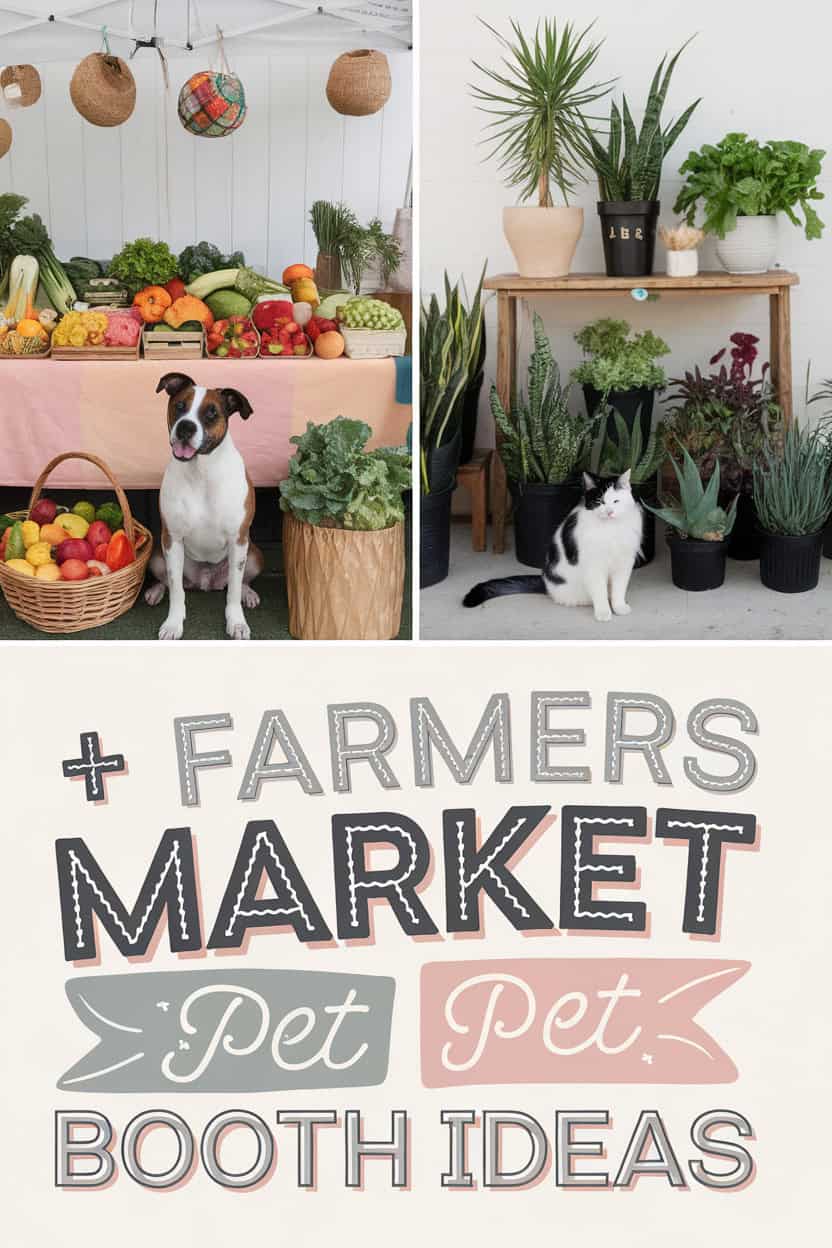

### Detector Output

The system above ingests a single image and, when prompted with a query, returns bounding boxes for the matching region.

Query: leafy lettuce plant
[108,237,179,296]
[572,318,670,392]
[279,417,411,531]
[674,133,825,239]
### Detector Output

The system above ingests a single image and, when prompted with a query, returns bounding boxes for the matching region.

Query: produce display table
[0,357,411,490]
[484,269,799,553]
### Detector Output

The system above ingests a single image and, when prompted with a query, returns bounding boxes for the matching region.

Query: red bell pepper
[105,530,135,572]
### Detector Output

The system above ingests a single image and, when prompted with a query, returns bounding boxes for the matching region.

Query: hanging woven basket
[178,70,246,138]
[326,49,391,117]
[70,53,136,127]
[1,64,42,108]
[0,119,11,160]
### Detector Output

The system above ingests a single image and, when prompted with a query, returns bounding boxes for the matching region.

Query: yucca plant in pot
[646,447,737,591]
[572,317,669,446]
[493,312,595,567]
[420,268,486,587]
[594,410,666,566]
[752,421,832,593]
[585,40,700,277]
[471,19,613,278]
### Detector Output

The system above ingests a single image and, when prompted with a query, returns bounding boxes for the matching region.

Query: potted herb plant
[674,133,825,274]
[661,332,783,559]
[585,42,700,277]
[420,268,486,586]
[279,417,411,639]
[752,422,832,594]
[572,318,669,447]
[594,411,665,566]
[647,448,737,591]
[471,19,613,278]
[493,313,594,568]
[309,199,359,290]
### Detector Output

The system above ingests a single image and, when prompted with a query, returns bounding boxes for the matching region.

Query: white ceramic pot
[716,215,778,275]
[666,249,699,277]
[503,205,584,278]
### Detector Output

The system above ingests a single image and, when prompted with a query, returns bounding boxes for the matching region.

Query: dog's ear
[157,373,194,398]
[221,388,253,421]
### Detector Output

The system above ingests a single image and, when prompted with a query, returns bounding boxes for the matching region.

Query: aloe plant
[597,410,665,484]
[420,266,486,493]
[752,421,832,536]
[646,447,737,540]
[471,19,614,207]
[492,313,594,485]
[585,40,700,202]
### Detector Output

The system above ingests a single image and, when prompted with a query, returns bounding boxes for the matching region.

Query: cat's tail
[463,575,546,607]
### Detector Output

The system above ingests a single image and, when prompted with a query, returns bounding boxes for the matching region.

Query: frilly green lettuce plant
[572,318,670,393]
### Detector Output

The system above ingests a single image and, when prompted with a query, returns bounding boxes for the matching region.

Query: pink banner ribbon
[420,959,749,1087]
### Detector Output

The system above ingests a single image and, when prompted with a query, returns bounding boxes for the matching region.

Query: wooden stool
[457,449,491,552]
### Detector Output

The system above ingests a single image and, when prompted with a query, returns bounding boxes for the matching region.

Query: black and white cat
[464,470,643,622]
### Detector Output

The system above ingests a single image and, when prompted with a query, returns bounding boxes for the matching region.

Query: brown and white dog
[145,372,264,641]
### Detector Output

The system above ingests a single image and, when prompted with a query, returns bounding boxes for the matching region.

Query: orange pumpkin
[282,262,314,285]
[163,295,215,331]
[133,286,172,324]
[314,330,345,359]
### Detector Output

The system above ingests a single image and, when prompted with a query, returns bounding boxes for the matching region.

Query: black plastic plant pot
[598,200,660,277]
[424,429,462,495]
[823,520,832,559]
[583,384,655,449]
[668,533,727,591]
[633,480,657,569]
[759,529,824,593]
[725,490,760,560]
[509,478,581,569]
[420,485,454,588]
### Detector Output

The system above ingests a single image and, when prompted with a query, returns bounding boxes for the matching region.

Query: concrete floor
[420,522,832,641]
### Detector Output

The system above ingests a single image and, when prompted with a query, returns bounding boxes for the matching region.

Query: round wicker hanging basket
[70,53,136,127]
[1,64,42,108]
[178,70,247,138]
[0,119,11,160]
[326,49,391,117]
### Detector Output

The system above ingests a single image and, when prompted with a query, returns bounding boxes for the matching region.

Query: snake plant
[646,446,737,540]
[585,40,700,202]
[597,410,665,484]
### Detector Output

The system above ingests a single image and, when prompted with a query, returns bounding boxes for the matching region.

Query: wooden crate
[340,326,407,359]
[51,342,140,361]
[143,329,205,360]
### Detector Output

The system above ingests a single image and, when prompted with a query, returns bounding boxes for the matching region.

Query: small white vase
[716,215,778,275]
[666,250,699,277]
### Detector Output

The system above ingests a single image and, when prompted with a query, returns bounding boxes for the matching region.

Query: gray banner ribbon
[59,969,395,1093]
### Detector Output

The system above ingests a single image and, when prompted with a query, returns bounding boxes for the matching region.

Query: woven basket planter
[1,64,42,108]
[0,452,152,634]
[178,70,247,137]
[0,119,11,159]
[326,50,391,116]
[282,512,404,640]
[70,53,136,127]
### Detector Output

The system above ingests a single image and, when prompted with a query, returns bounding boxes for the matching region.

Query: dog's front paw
[241,585,260,609]
[226,611,251,641]
[159,615,185,641]
[593,607,613,623]
[612,601,632,616]
[144,580,166,607]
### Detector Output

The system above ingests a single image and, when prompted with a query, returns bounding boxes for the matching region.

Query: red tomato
[60,558,90,581]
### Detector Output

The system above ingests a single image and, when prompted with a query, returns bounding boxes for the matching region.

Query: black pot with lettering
[509,478,581,569]
[667,532,727,591]
[598,200,660,277]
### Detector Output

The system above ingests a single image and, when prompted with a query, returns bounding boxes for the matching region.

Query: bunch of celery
[0,193,76,314]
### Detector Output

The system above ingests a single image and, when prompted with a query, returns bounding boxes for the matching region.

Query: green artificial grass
[0,543,412,641]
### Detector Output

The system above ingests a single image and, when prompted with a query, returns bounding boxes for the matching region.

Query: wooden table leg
[493,291,517,553]
[770,289,793,424]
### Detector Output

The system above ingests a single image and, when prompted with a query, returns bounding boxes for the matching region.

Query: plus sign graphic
[62,732,126,803]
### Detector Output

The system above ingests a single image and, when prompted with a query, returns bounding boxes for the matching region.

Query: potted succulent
[572,317,669,447]
[752,421,832,594]
[420,268,486,587]
[492,313,594,568]
[674,133,825,274]
[647,447,737,591]
[279,417,411,639]
[585,42,700,277]
[471,19,613,277]
[594,410,665,566]
[661,332,783,559]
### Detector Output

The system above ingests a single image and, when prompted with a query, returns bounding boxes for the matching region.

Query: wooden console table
[483,269,799,554]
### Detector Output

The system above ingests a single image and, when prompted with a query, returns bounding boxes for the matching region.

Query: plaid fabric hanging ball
[177,70,246,137]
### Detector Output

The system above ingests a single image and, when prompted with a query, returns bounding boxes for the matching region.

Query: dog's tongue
[173,442,197,461]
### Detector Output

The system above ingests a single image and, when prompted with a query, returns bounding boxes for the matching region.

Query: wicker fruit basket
[0,452,152,634]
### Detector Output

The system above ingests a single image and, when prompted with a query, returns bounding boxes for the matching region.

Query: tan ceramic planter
[283,513,405,640]
[503,205,584,277]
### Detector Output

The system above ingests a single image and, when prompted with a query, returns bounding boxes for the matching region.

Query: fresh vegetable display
[207,316,259,358]
[252,299,310,357]
[1,493,135,582]
[339,296,405,332]
[52,307,142,349]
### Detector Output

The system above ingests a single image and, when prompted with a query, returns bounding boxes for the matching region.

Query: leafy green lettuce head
[279,417,410,531]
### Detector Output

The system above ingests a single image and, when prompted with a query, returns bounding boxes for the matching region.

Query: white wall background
[421,0,832,443]
[0,5,412,275]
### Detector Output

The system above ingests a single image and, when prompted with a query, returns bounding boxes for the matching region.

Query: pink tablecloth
[0,358,410,489]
